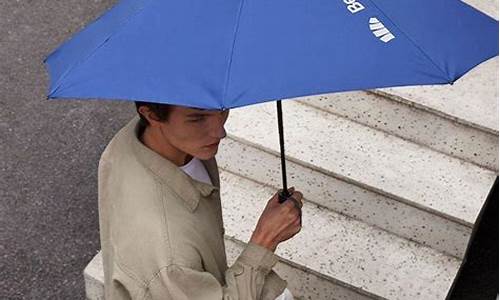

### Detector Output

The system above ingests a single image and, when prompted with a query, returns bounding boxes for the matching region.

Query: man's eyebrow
[186,112,212,117]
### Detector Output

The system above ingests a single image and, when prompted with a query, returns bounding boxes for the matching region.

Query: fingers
[282,194,303,229]
[289,195,302,234]
[272,187,296,205]
[291,191,303,206]
[286,197,301,212]
[286,191,303,225]
[268,187,303,242]
[287,191,303,209]
[268,188,303,238]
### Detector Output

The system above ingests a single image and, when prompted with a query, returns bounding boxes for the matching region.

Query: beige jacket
[98,115,287,299]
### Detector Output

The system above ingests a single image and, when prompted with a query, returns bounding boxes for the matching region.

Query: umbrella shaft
[277,100,290,203]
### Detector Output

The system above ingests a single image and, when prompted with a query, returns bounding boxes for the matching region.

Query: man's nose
[213,125,226,139]
[211,111,228,139]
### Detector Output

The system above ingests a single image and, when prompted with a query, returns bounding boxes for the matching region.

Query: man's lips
[206,141,220,147]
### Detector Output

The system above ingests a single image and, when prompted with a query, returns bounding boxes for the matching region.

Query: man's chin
[195,149,218,160]
[202,152,217,160]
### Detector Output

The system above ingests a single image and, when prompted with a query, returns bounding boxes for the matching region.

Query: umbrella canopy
[43,0,498,202]
[44,0,498,110]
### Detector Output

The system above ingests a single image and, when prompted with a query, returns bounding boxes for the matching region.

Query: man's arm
[146,241,287,300]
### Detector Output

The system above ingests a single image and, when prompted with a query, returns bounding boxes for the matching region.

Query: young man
[97,101,303,299]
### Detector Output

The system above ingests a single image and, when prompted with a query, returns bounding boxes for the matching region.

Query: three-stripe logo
[369,17,395,43]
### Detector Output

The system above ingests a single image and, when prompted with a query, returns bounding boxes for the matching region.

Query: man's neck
[139,125,192,167]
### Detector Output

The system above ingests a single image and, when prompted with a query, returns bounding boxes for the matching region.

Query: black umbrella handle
[279,189,292,203]
[277,100,292,204]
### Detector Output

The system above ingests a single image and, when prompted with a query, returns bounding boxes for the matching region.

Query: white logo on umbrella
[369,17,395,43]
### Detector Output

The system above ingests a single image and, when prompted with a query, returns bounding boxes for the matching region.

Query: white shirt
[180,156,213,185]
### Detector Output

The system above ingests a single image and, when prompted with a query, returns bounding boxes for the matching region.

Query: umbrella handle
[278,189,292,203]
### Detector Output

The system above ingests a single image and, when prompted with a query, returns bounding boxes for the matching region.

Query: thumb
[274,187,295,204]
[270,188,286,205]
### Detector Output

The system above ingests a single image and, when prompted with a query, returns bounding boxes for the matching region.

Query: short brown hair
[135,101,173,128]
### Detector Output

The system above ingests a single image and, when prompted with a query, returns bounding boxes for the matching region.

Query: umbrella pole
[277,100,291,203]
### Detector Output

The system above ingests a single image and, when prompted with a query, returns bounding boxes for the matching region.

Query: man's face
[158,105,230,160]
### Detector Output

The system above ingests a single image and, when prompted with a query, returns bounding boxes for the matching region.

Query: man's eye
[189,118,204,122]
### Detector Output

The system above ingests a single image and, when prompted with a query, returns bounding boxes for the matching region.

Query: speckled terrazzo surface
[224,101,497,227]
[293,90,498,171]
[219,170,461,300]
[218,137,472,258]
[377,57,498,134]
[224,237,376,300]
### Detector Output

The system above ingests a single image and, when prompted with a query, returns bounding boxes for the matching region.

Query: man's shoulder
[99,123,132,164]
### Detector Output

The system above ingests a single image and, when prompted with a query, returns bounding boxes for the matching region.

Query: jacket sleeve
[146,241,288,300]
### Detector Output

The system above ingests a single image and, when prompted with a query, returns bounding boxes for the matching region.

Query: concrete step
[292,82,498,172]
[218,137,471,258]
[225,237,374,300]
[83,251,104,300]
[372,56,498,171]
[219,169,462,300]
[221,100,497,258]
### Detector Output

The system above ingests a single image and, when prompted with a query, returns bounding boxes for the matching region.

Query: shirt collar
[125,115,220,212]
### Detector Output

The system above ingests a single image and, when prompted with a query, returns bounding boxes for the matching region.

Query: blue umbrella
[44,0,499,202]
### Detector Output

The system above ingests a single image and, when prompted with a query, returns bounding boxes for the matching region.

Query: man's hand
[249,187,303,252]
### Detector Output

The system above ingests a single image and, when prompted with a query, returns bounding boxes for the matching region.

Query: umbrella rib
[48,0,154,97]
[221,0,246,109]
[365,0,454,84]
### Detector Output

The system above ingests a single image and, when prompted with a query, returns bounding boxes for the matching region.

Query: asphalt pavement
[2,1,134,299]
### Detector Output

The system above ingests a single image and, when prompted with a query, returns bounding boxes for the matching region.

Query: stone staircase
[84,1,498,298]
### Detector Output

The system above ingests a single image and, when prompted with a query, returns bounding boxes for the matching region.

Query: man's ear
[138,106,161,125]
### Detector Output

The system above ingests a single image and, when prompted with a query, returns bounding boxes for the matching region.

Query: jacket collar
[125,115,220,212]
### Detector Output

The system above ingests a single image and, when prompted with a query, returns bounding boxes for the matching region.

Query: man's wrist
[250,231,277,252]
